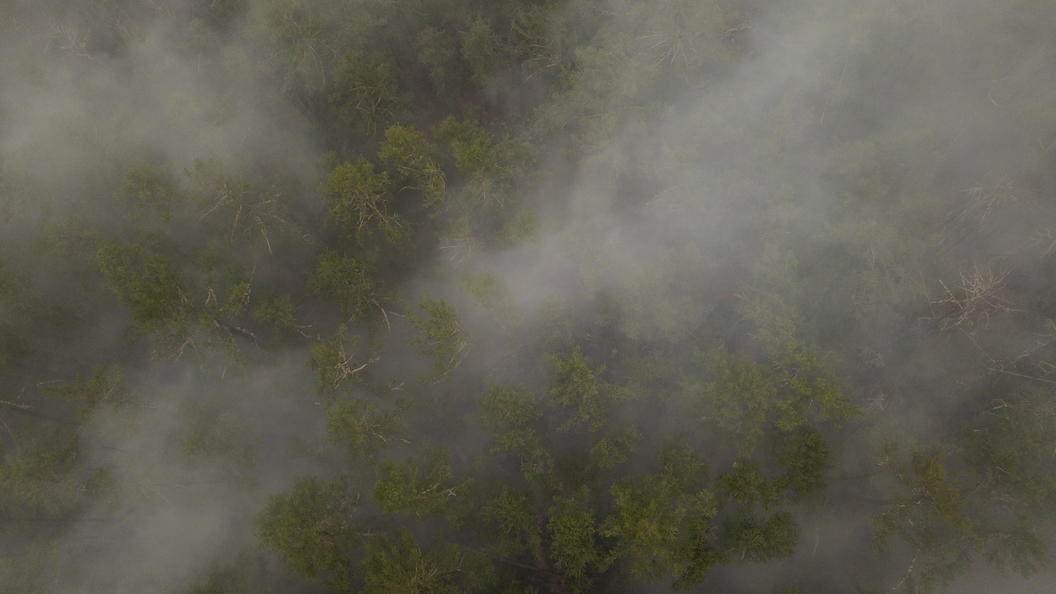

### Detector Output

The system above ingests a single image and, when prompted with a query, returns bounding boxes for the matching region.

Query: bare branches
[931,265,1013,330]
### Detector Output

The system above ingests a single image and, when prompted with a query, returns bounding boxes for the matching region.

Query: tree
[257,478,362,592]
[96,244,254,358]
[187,158,294,254]
[320,161,402,244]
[408,298,470,382]
[12,0,1056,592]
[310,251,382,321]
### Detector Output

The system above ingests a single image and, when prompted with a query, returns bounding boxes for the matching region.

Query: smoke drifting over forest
[2,0,1056,593]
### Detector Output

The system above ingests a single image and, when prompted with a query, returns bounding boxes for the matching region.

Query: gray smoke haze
[2,0,1056,592]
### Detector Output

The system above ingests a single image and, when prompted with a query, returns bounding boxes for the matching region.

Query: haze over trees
[1,0,1056,593]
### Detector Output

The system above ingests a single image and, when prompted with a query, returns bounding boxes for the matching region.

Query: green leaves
[96,244,253,358]
[0,435,86,520]
[589,426,641,470]
[742,296,860,429]
[964,399,1056,510]
[549,345,625,432]
[693,346,775,456]
[187,158,293,254]
[320,160,401,244]
[602,441,721,584]
[479,383,542,431]
[409,298,469,382]
[548,487,607,589]
[327,398,409,460]
[363,528,491,594]
[435,116,533,211]
[872,446,976,593]
[725,510,799,563]
[256,478,361,590]
[96,244,188,334]
[307,325,380,398]
[688,342,857,458]
[478,387,550,484]
[379,125,447,210]
[248,0,338,94]
[252,295,302,339]
[331,52,408,137]
[310,251,380,321]
[38,366,126,422]
[480,488,544,560]
[373,449,459,518]
[774,426,833,503]
[719,462,780,510]
[460,16,505,86]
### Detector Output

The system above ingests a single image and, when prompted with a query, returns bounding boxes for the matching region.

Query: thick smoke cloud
[2,0,1056,592]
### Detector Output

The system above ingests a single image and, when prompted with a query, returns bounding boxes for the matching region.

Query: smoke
[2,0,1056,592]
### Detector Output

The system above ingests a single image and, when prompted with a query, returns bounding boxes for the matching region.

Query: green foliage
[187,158,292,253]
[320,160,401,244]
[327,398,409,460]
[874,409,1056,587]
[961,397,1056,575]
[548,345,625,432]
[310,250,380,320]
[726,510,799,562]
[589,425,640,470]
[252,295,302,339]
[509,0,569,82]
[460,16,505,86]
[488,425,555,487]
[497,209,538,246]
[602,440,723,585]
[461,270,522,330]
[416,25,466,94]
[719,462,781,510]
[257,477,360,590]
[689,339,857,459]
[742,296,861,429]
[96,244,253,358]
[331,52,409,137]
[963,399,1056,511]
[408,298,469,382]
[0,437,85,519]
[873,446,976,593]
[693,346,775,456]
[547,487,607,589]
[480,487,544,560]
[362,528,493,594]
[187,563,245,594]
[625,0,746,78]
[38,366,126,421]
[435,116,533,212]
[774,426,834,502]
[373,449,459,518]
[15,1,1056,592]
[307,325,380,398]
[379,124,447,210]
[96,244,189,335]
[479,383,542,431]
[536,41,649,149]
[248,0,342,94]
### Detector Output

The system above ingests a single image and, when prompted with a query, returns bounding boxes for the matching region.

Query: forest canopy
[2,0,1056,593]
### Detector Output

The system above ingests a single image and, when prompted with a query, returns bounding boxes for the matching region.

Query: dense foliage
[2,0,1056,592]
